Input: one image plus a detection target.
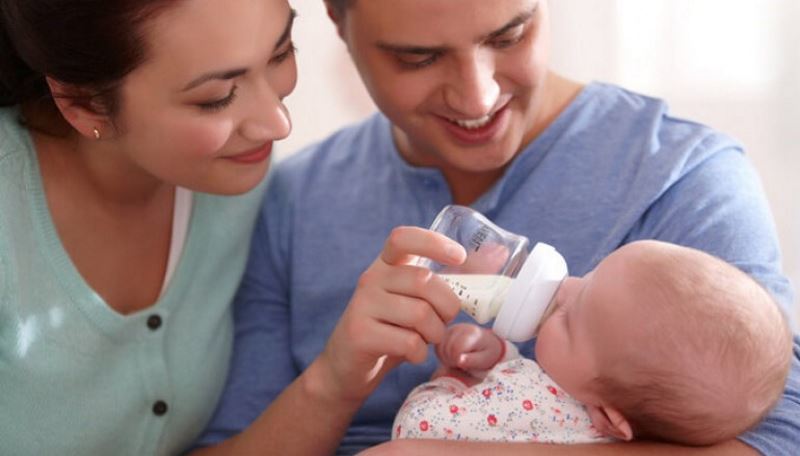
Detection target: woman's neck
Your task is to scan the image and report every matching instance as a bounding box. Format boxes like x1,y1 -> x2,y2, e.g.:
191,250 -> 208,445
32,130 -> 172,210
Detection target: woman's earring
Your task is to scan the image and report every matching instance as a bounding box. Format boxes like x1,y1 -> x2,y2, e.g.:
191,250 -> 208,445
92,127 -> 101,140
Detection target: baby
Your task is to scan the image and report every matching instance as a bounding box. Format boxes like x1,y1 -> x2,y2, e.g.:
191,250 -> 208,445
393,240 -> 792,445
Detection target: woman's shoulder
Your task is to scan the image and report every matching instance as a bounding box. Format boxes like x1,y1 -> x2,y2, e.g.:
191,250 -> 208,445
0,107 -> 29,159
0,108 -> 35,201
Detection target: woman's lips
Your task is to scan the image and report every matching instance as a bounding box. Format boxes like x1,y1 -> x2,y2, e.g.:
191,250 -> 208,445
225,142 -> 273,164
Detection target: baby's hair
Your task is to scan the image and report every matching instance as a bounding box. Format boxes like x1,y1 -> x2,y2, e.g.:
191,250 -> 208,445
595,241 -> 792,445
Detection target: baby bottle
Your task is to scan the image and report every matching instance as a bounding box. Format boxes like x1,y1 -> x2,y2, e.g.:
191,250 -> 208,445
417,205 -> 568,342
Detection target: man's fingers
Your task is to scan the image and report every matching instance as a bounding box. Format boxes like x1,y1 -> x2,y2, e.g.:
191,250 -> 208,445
380,226 -> 466,266
370,291 -> 447,345
380,265 -> 462,324
360,323 -> 430,365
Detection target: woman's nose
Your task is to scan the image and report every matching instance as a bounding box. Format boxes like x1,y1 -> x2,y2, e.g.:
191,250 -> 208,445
239,90 -> 292,143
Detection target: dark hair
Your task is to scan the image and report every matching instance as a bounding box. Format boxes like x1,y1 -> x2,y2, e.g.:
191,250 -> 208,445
0,0 -> 179,119
324,0 -> 353,17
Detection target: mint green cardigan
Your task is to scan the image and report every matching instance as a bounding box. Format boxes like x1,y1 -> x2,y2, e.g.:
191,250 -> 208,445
0,108 -> 266,455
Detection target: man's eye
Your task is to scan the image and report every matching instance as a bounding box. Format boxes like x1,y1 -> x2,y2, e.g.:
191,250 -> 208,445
489,24 -> 527,49
270,42 -> 297,65
491,33 -> 525,49
397,52 -> 441,69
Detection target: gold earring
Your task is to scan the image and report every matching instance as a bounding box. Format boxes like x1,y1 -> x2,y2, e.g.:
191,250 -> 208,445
92,127 -> 101,140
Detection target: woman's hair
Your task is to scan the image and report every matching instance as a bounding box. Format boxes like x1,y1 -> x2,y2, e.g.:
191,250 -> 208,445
0,0 -> 179,120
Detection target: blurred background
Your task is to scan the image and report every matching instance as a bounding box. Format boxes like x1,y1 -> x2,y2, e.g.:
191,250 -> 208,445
280,0 -> 800,321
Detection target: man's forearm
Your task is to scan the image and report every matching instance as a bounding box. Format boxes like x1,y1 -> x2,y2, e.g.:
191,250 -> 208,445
191,359 -> 361,456
363,437 -> 760,456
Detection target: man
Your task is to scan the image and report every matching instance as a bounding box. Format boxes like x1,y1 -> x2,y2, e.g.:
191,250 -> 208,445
196,1 -> 799,454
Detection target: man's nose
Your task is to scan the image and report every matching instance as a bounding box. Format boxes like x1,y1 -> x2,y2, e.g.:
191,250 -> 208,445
443,51 -> 500,118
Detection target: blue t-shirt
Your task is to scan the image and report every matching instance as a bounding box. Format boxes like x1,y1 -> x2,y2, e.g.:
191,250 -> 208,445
196,82 -> 799,454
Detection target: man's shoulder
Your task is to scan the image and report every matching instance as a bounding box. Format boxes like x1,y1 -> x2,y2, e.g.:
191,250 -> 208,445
548,83 -> 742,185
276,112 -> 388,177
266,112 -> 393,205
578,82 -> 738,151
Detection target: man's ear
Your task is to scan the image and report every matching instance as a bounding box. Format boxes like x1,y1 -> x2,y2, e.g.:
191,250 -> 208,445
45,77 -> 110,140
324,2 -> 347,41
585,403 -> 633,441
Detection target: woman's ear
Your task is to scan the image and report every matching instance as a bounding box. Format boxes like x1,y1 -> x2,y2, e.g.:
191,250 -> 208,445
45,76 -> 109,140
585,403 -> 633,441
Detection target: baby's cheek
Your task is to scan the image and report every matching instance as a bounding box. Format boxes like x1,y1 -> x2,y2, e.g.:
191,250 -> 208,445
533,325 -> 558,368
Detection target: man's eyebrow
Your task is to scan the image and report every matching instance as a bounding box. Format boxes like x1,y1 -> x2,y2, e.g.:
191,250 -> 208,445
374,4 -> 537,55
375,42 -> 448,55
181,8 -> 297,92
483,6 -> 538,41
274,8 -> 297,50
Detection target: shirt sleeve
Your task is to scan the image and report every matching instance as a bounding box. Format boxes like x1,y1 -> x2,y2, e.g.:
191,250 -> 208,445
627,145 -> 794,313
191,174 -> 298,449
739,336 -> 800,456
627,145 -> 798,455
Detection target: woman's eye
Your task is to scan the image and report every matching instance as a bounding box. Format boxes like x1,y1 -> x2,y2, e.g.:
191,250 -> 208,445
197,85 -> 238,112
270,41 -> 297,65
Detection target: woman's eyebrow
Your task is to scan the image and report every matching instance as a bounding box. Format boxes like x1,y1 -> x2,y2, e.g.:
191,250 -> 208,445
182,68 -> 247,92
181,9 -> 297,92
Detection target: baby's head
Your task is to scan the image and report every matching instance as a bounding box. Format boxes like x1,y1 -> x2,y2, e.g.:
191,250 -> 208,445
535,240 -> 792,445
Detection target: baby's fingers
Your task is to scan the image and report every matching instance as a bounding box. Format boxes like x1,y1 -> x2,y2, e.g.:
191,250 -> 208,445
457,349 -> 500,371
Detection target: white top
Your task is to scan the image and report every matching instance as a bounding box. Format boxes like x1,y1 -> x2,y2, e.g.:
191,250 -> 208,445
159,187 -> 192,298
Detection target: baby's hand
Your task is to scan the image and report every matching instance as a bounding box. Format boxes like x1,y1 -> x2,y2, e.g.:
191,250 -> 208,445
435,323 -> 505,372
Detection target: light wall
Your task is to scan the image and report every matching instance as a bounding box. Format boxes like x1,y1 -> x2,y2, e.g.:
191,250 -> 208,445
281,0 -> 800,321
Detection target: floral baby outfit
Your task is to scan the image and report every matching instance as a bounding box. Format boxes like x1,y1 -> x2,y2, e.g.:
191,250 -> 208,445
393,357 -> 611,443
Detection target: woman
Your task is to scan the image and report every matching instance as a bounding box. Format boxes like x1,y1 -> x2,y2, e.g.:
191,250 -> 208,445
0,0 -> 296,454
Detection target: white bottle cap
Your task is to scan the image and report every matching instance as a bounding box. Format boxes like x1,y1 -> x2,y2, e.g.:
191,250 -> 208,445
492,242 -> 568,342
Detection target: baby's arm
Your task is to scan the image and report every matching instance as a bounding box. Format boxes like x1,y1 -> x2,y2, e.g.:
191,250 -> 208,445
432,323 -> 511,385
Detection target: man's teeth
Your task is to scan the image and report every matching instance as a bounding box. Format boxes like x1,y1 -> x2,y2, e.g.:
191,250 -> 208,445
451,112 -> 495,130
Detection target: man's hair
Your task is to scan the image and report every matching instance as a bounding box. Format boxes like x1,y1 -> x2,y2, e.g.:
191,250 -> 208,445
595,241 -> 792,445
325,0 -> 353,17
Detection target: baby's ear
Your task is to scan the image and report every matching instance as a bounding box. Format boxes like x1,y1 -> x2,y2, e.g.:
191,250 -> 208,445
585,404 -> 633,441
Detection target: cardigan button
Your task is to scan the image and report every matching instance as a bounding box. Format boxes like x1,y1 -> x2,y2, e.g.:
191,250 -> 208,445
152,400 -> 168,416
147,314 -> 162,331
